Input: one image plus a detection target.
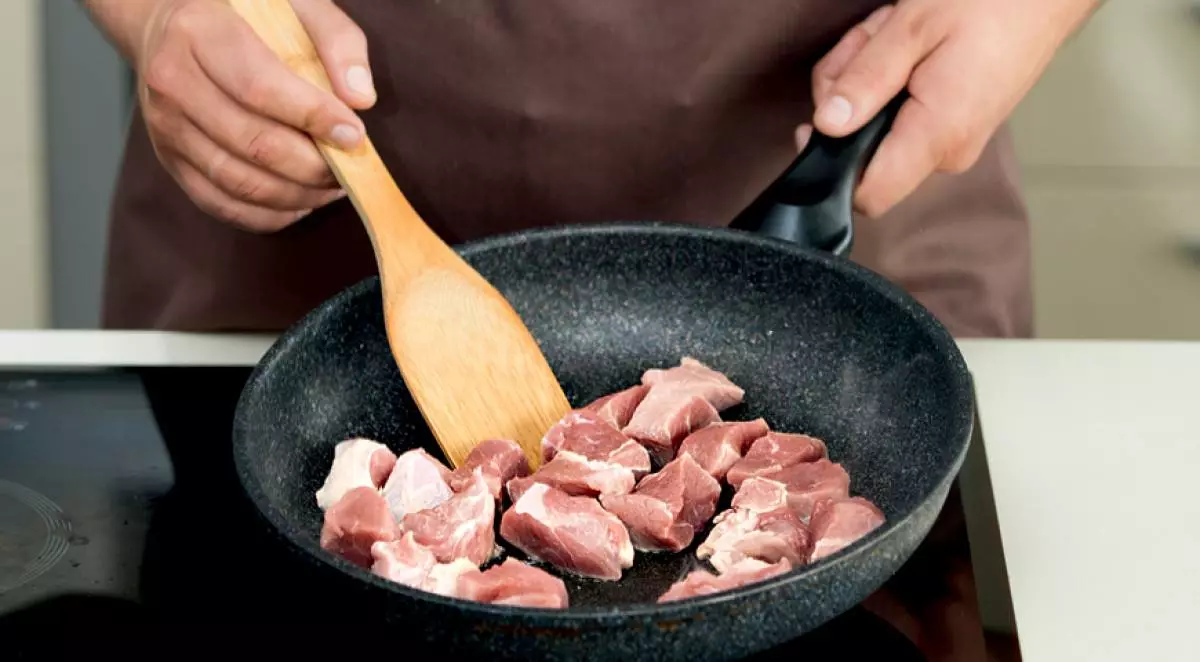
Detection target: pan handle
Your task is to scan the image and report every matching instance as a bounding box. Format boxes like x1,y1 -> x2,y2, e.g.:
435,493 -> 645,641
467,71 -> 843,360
730,92 -> 908,257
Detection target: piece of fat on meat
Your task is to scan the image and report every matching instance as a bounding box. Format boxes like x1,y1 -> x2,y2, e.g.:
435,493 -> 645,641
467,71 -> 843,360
697,506 -> 811,573
505,450 -> 636,503
315,438 -> 397,510
382,448 -> 455,521
541,410 -> 651,476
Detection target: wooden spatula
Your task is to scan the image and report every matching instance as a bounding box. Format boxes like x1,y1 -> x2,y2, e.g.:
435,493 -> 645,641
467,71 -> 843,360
229,0 -> 569,469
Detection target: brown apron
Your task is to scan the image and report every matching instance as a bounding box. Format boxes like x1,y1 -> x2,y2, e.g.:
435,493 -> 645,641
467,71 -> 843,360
102,1 -> 1031,658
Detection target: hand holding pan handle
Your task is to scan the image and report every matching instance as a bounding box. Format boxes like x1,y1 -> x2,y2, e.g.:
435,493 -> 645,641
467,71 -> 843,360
730,91 -> 909,257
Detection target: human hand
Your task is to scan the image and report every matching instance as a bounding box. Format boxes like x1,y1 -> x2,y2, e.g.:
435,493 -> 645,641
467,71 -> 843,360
134,0 -> 376,232
797,0 -> 1101,218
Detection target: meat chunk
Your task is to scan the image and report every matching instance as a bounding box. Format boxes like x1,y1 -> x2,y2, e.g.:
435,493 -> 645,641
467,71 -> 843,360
319,486 -> 399,567
658,558 -> 792,603
580,385 -> 650,430
401,469 -> 496,566
697,507 -> 810,573
730,476 -> 790,513
506,451 -> 636,503
640,357 -> 745,411
447,439 -> 530,501
500,482 -> 634,581
540,411 -> 651,476
600,454 -> 721,552
457,558 -> 570,608
622,394 -> 720,464
725,432 -> 828,489
808,496 -> 886,562
315,438 -> 397,510
677,419 -> 770,480
370,533 -> 477,597
382,448 -> 454,521
757,459 -> 851,522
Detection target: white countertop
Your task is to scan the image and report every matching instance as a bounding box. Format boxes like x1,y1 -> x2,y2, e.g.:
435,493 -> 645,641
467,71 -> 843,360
2,331 -> 1198,660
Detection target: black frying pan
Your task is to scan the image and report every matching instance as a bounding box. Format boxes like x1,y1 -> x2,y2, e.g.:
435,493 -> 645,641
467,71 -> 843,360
232,93 -> 974,660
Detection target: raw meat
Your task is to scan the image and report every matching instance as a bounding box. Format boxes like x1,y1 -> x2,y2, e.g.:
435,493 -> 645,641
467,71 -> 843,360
401,469 -> 496,566
677,419 -> 770,480
447,439 -> 530,501
658,558 -> 792,603
697,507 -> 810,572
370,533 -> 477,597
540,411 -> 651,476
622,394 -> 720,464
457,558 -> 570,608
506,450 -> 636,502
319,486 -> 399,567
580,385 -> 650,430
725,432 -> 828,489
808,496 -> 885,562
314,438 -> 397,510
757,459 -> 851,522
382,448 -> 455,521
730,476 -> 790,513
640,357 -> 745,411
500,482 -> 634,581
600,454 -> 721,552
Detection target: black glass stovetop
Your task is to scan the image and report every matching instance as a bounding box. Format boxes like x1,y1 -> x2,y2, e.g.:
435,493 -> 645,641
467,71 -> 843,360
0,368 -> 924,660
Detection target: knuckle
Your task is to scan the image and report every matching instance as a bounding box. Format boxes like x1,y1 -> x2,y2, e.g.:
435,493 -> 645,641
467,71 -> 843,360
220,168 -> 268,203
142,56 -> 181,97
240,74 -> 276,111
163,1 -> 207,39
897,6 -> 939,46
242,127 -> 288,168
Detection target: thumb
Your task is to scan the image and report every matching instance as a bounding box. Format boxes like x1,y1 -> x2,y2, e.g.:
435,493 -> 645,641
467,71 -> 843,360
291,0 -> 377,110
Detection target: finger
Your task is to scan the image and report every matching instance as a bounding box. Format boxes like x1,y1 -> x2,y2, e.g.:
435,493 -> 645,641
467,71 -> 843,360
811,5 -> 896,107
853,96 -> 947,218
813,4 -> 946,137
170,159 -> 313,234
163,67 -> 337,188
291,0 -> 377,109
166,118 -> 345,211
794,123 -> 813,153
194,4 -> 365,150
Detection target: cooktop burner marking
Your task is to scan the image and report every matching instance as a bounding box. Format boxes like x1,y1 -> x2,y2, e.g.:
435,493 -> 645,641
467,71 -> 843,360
0,480 -> 72,594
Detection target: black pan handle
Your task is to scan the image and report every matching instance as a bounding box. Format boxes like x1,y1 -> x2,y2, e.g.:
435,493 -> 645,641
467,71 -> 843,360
730,92 -> 908,257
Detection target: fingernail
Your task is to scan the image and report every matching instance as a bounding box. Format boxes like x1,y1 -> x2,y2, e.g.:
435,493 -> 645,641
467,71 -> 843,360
817,96 -> 853,129
294,208 -> 313,221
335,189 -> 348,199
330,124 -> 361,149
795,124 -> 814,152
345,65 -> 376,100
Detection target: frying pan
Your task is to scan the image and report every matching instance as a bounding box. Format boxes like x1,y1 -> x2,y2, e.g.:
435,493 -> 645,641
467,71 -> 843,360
232,93 -> 974,660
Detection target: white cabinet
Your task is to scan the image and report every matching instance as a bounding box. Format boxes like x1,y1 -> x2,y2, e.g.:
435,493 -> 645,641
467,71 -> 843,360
0,0 -> 47,329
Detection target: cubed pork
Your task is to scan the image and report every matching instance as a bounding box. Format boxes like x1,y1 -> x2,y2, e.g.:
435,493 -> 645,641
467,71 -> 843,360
640,357 -> 745,411
540,411 -> 651,476
622,394 -> 720,465
447,439 -> 531,501
401,469 -> 496,566
697,507 -> 810,573
370,533 -> 478,597
657,558 -> 792,603
730,476 -> 790,512
314,438 -> 397,510
600,454 -> 721,552
319,486 -> 399,567
677,419 -> 770,480
456,558 -> 570,608
725,432 -> 828,489
500,482 -> 634,581
580,385 -> 650,430
382,448 -> 455,521
756,459 -> 851,522
807,496 -> 886,562
506,450 -> 636,503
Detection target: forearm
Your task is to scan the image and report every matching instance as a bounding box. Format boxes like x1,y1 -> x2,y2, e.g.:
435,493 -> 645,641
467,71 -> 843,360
82,0 -> 164,63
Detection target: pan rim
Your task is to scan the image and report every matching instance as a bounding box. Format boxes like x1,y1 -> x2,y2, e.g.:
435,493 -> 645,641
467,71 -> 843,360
231,221 -> 975,622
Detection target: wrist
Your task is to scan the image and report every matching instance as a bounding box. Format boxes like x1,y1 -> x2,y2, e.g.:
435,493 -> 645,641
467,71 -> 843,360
82,0 -> 170,64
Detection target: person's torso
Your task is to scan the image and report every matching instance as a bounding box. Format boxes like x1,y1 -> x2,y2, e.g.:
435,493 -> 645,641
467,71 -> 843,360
101,1 -> 891,330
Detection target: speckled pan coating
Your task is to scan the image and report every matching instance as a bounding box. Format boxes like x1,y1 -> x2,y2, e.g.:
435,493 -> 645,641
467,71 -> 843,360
232,222 -> 973,661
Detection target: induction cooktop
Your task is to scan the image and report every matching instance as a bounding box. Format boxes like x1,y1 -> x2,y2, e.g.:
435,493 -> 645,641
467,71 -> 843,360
0,368 -> 925,660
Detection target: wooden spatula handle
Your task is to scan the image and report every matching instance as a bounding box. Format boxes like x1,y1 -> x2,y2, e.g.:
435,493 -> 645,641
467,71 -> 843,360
228,0 -> 438,276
